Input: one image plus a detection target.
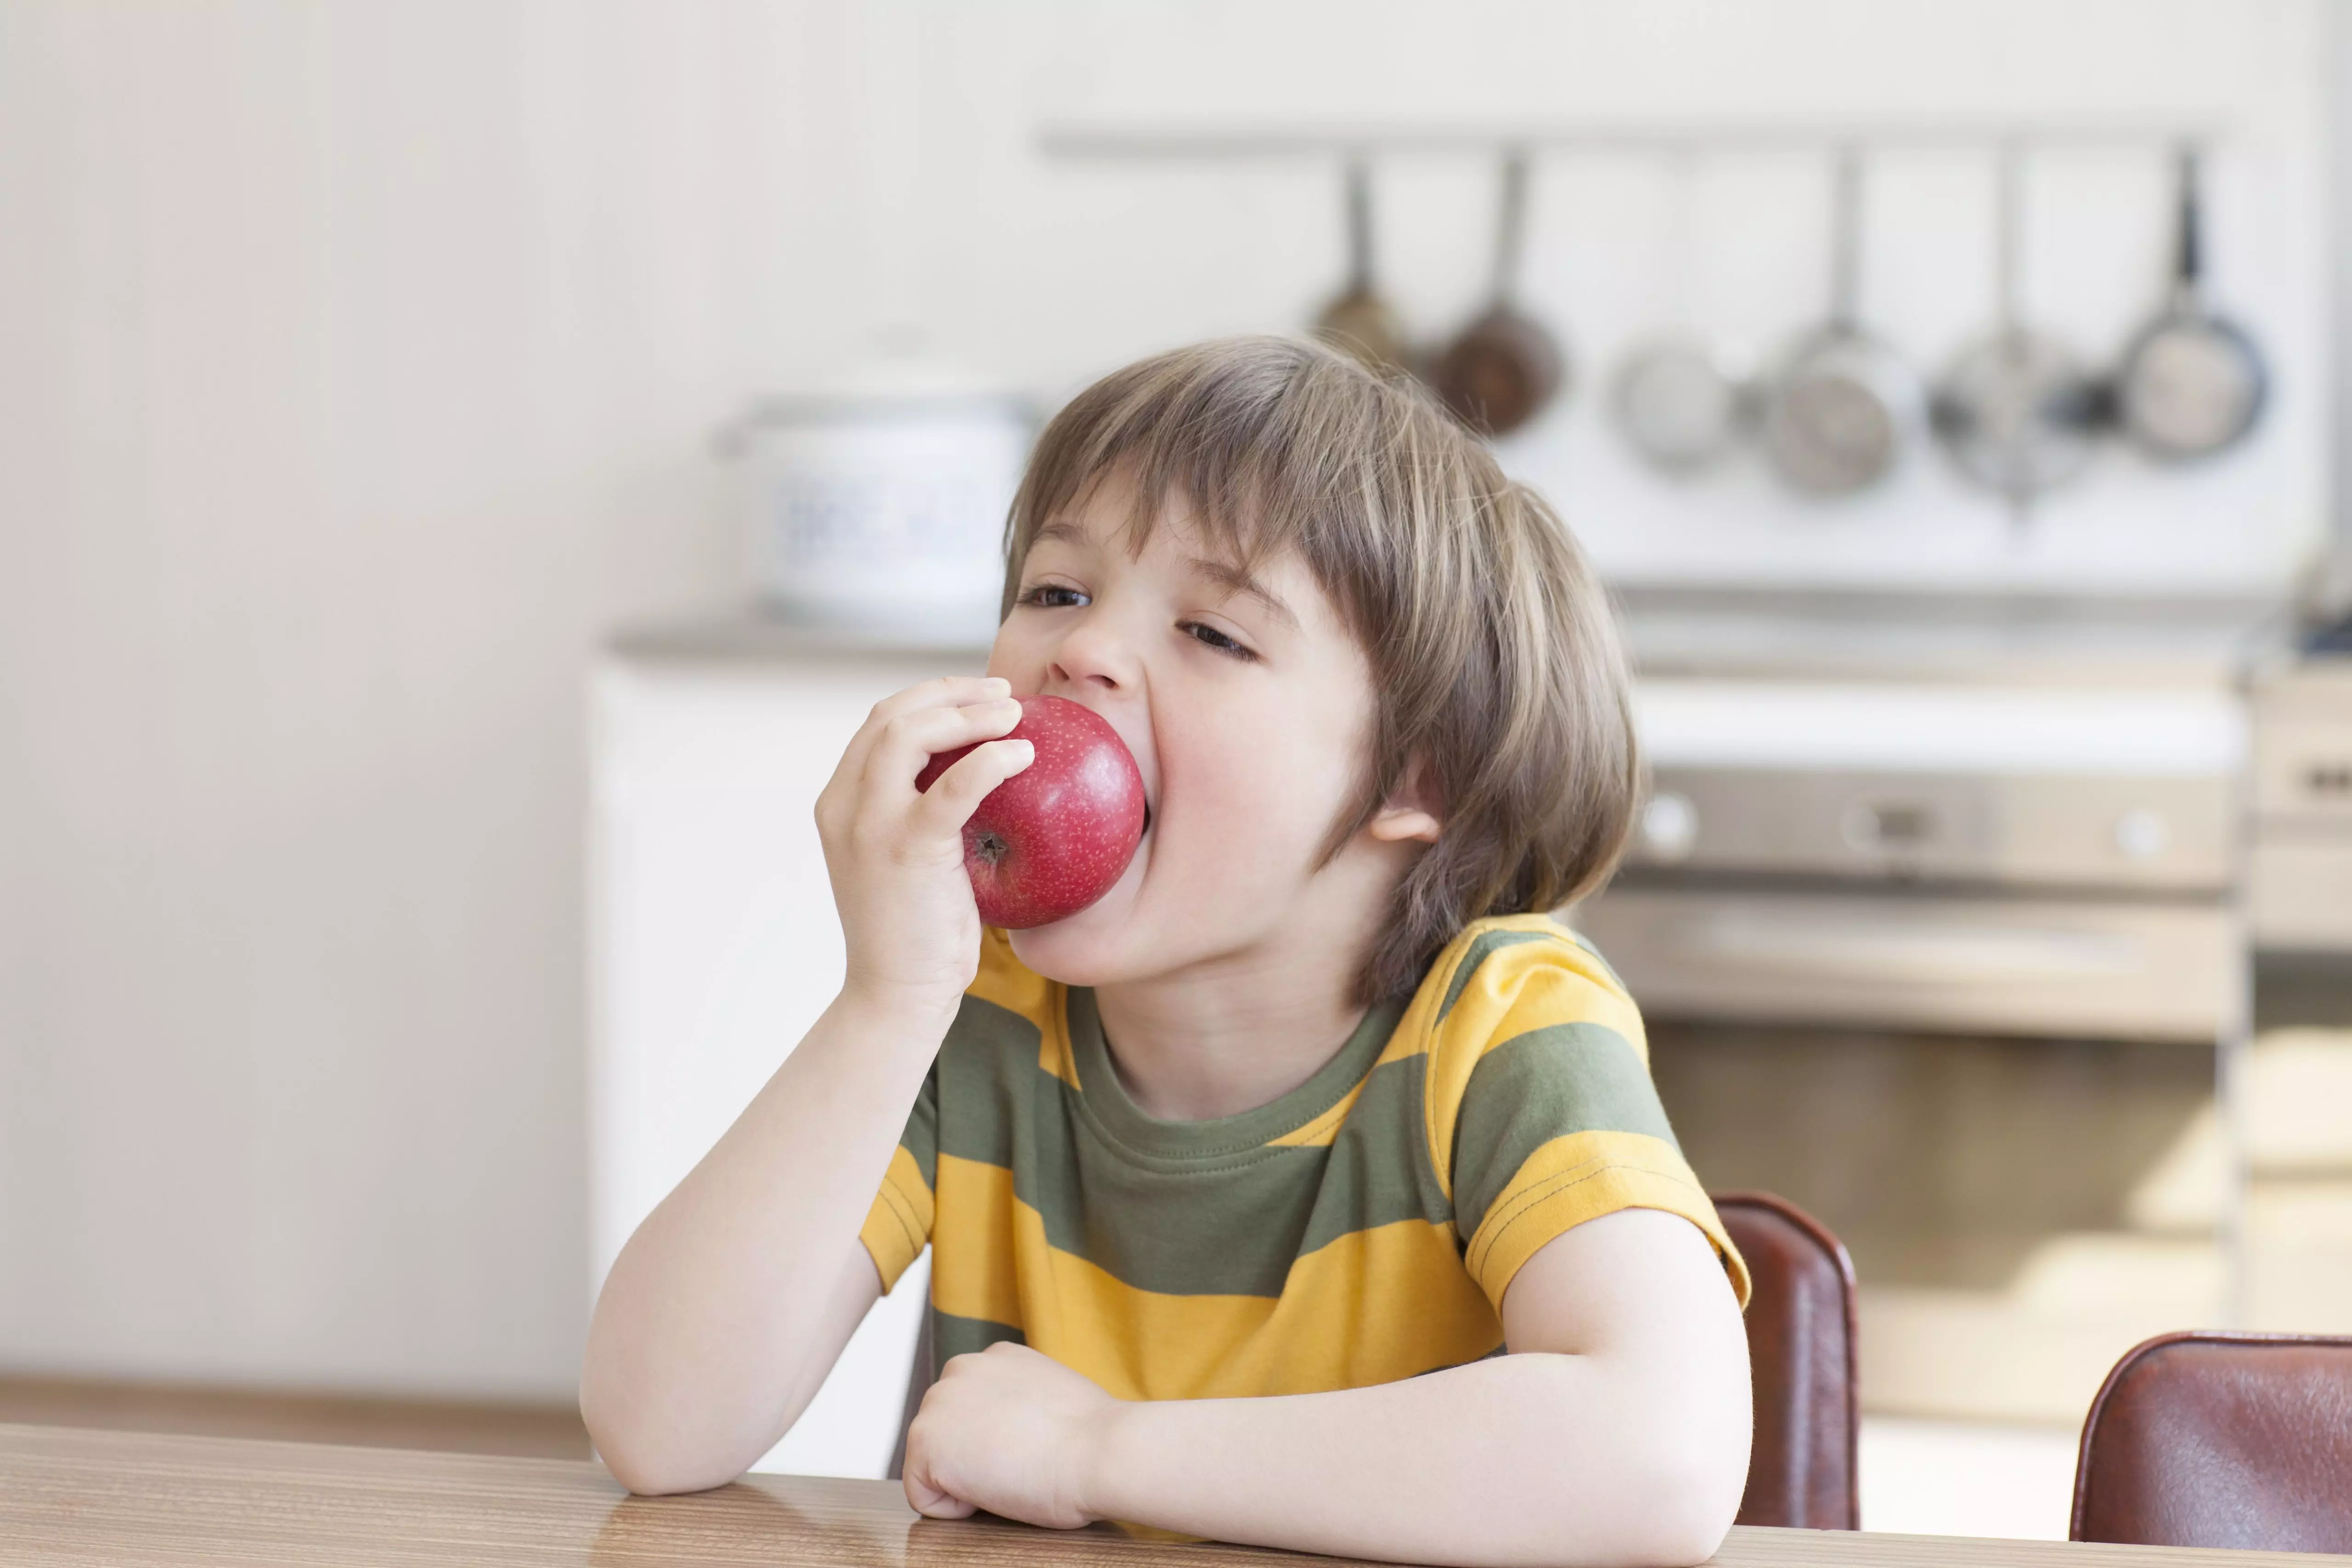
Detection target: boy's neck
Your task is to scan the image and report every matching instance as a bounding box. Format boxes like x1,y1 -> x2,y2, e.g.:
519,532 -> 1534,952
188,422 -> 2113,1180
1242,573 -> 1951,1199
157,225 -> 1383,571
1089,935 -> 1370,1123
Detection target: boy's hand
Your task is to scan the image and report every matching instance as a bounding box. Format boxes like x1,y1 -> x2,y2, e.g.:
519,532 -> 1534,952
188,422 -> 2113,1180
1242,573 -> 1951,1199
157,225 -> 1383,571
816,676 -> 1032,1018
901,1342 -> 1118,1529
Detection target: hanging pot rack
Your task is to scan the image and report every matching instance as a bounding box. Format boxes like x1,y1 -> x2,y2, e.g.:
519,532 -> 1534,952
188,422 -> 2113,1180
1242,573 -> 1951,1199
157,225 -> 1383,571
1035,119 -> 2224,162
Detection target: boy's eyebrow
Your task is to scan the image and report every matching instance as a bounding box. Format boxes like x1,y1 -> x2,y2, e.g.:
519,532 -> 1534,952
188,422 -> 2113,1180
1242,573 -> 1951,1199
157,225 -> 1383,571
1032,517 -> 1088,547
1188,555 -> 1300,630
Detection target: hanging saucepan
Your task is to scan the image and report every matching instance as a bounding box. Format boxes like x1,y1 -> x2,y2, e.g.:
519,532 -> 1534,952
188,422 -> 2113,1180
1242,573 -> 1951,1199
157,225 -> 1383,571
1313,158 -> 1411,377
1613,153 -> 1749,474
1761,149 -> 1925,496
1931,143 -> 2104,509
1614,338 -> 1751,473
2113,146 -> 2267,463
1431,151 -> 1565,438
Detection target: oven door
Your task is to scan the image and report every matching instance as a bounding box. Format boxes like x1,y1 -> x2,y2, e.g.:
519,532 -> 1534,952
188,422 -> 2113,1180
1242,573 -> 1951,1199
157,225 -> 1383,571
1572,879 -> 2239,1426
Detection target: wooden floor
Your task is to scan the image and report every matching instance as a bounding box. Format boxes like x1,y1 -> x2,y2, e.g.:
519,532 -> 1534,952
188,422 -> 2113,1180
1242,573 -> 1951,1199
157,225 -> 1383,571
0,1375 -> 590,1459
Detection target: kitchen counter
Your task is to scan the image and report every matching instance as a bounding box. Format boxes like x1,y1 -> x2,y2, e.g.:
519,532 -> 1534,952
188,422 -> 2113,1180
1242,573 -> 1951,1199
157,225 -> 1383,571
0,1423 -> 2333,1568
614,586 -> 2295,688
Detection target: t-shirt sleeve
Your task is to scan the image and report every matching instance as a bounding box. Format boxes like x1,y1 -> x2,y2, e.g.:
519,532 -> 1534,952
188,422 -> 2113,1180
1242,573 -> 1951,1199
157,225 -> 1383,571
857,1060 -> 938,1295
1432,924 -> 1750,1314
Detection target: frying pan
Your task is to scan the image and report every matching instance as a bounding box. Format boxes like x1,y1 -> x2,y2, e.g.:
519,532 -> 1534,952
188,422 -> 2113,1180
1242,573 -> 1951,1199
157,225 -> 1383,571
1613,154 -> 1749,474
2114,146 -> 2267,463
1930,144 -> 2102,508
1760,150 -> 1925,496
1431,152 -> 1565,438
1313,159 -> 1411,377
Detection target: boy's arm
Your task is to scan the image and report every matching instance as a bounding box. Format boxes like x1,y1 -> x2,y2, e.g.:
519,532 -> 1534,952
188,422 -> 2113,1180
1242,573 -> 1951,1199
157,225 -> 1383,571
902,1207 -> 1751,1568
580,677 -> 1032,1495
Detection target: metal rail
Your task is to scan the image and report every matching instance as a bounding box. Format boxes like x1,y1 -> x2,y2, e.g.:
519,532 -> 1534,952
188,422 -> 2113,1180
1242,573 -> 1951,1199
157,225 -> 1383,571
1037,119 -> 2226,162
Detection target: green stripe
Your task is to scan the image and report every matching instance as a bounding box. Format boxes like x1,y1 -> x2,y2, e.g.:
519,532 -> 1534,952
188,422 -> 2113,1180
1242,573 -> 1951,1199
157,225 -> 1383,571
1438,928 -> 1563,1019
926,1002 -> 1449,1297
930,1306 -> 1026,1365
1450,1022 -> 1677,1244
930,994 -> 1035,1173
899,1060 -> 943,1191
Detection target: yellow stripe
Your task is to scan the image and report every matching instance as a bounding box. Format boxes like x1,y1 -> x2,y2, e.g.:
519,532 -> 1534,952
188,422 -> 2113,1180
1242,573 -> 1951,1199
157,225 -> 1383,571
928,1156 -> 1498,1400
967,928 -> 1081,1088
1461,1128 -> 1751,1310
858,1145 -> 935,1293
929,1154 -> 1025,1327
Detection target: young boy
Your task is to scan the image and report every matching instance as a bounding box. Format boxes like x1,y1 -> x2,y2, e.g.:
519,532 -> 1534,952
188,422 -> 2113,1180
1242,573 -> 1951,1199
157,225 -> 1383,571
581,337 -> 1753,1566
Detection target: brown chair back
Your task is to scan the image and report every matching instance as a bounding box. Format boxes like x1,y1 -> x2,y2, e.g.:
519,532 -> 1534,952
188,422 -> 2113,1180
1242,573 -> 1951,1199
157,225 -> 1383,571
890,1190 -> 1861,1532
2071,1330 -> 2352,1551
1714,1191 -> 1860,1530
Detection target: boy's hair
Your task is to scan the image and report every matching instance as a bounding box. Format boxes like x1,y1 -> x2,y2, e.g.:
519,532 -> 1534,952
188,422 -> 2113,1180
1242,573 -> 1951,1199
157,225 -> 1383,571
1003,336 -> 1638,1004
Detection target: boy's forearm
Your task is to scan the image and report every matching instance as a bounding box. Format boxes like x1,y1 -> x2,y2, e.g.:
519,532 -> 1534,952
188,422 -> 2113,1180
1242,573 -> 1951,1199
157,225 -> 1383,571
1084,1354 -> 1746,1568
580,987 -> 949,1490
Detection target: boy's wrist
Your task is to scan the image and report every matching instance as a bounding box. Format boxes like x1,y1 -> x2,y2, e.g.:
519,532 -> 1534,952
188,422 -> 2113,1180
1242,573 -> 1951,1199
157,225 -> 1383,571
831,978 -> 963,1041
1074,1393 -> 1149,1525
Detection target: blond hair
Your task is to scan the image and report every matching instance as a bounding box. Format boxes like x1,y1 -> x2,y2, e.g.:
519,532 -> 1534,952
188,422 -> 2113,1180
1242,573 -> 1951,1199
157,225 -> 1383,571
1004,337 -> 1638,1003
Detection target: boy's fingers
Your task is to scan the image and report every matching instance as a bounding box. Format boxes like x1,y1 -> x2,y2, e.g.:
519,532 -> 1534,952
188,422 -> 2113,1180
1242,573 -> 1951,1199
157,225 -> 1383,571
909,739 -> 1033,837
838,675 -> 1010,777
863,699 -> 1022,793
901,1446 -> 976,1518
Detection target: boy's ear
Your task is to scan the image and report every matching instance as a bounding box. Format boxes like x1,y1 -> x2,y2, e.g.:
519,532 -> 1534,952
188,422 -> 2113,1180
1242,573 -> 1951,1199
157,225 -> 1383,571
1365,756 -> 1443,846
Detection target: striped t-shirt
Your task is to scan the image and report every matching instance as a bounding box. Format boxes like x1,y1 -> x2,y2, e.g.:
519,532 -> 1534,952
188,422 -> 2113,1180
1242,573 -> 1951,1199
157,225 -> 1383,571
858,914 -> 1749,1401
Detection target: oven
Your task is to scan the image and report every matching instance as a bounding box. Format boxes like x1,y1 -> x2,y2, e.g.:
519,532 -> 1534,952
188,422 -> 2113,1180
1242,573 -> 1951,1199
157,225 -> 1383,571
1573,668 -> 2252,1426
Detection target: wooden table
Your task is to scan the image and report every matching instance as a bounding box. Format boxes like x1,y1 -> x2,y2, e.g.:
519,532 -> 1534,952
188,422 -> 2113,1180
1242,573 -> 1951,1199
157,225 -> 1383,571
2,1423 -> 2340,1568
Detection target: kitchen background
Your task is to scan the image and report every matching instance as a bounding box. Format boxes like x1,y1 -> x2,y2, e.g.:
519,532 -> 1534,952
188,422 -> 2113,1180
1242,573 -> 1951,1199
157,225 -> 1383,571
4,0 -> 2351,1541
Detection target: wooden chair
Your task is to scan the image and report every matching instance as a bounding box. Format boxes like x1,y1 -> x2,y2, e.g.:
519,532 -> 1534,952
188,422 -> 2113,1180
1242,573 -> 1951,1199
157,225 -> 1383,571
1714,1191 -> 1860,1529
2071,1330 -> 2352,1551
891,1190 -> 1860,1532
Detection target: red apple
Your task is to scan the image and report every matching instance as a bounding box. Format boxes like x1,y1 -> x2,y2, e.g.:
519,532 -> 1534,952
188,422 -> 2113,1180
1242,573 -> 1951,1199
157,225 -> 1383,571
915,694 -> 1147,929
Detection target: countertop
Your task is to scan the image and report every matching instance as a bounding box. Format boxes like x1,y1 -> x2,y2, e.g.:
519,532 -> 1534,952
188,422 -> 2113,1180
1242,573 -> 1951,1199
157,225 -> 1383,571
611,587 -> 2295,688
3,1423 -> 2342,1568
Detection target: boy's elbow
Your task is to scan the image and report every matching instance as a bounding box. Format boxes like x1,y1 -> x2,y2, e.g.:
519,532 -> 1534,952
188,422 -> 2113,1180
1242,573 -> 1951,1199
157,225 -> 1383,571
580,1380 -> 744,1498
1622,1468 -> 1740,1568
1609,1417 -> 1748,1567
586,1416 -> 741,1497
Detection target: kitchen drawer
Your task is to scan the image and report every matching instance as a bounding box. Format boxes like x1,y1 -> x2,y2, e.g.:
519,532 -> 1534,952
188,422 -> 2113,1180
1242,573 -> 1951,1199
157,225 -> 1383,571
1574,886 -> 2234,1043
2252,664 -> 2352,818
2251,831 -> 2352,950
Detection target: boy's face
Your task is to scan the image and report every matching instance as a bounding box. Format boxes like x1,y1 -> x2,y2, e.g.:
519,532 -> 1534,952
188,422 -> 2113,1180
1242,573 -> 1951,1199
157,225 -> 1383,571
987,474 -> 1424,992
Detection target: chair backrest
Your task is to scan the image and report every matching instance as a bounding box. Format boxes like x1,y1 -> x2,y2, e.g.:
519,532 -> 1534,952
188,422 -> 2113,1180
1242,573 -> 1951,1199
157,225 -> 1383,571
890,1189 -> 1861,1532
2072,1330 -> 2352,1551
1713,1191 -> 1860,1530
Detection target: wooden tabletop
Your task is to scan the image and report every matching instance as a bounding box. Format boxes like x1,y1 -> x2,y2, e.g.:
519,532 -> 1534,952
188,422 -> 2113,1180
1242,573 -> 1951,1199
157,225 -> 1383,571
2,1422 -> 2342,1568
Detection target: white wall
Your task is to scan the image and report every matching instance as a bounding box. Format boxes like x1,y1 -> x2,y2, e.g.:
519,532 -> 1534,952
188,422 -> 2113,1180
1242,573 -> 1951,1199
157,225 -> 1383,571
0,0 -> 2331,1399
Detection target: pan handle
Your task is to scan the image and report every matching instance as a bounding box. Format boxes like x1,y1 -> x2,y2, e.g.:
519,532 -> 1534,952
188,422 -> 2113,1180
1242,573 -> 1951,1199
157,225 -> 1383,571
1492,150 -> 1531,304
2172,143 -> 2206,299
1829,147 -> 1864,329
1344,157 -> 1375,294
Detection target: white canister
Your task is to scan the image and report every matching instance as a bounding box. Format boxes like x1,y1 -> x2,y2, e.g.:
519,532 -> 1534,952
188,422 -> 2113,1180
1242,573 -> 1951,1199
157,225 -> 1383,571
726,371 -> 1035,640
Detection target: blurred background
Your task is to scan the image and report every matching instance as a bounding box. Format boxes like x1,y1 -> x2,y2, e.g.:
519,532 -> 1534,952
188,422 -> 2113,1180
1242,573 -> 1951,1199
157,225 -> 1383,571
5,0 -> 2352,1541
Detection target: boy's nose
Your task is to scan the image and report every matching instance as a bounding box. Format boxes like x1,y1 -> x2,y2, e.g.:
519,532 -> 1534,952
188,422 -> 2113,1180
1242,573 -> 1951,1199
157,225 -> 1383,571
1045,614 -> 1140,696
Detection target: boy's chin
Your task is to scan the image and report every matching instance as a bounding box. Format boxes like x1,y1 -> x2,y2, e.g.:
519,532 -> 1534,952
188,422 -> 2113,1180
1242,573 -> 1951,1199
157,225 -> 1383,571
1005,905 -> 1144,989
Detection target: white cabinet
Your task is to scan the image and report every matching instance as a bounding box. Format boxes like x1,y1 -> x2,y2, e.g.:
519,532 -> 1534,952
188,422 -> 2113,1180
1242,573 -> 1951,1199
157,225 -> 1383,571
587,629 -> 984,1478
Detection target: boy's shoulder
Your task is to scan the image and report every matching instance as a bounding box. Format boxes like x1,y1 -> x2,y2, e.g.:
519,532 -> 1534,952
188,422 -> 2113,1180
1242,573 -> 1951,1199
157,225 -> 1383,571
1411,914 -> 1636,1038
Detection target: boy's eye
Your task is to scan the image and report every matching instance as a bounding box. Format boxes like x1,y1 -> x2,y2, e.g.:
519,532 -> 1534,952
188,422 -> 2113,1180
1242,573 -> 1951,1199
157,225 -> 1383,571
1019,583 -> 1089,609
1181,620 -> 1256,661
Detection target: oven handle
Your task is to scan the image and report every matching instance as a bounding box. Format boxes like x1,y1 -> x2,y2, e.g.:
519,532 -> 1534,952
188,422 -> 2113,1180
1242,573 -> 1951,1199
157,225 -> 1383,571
1681,913 -> 2149,983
